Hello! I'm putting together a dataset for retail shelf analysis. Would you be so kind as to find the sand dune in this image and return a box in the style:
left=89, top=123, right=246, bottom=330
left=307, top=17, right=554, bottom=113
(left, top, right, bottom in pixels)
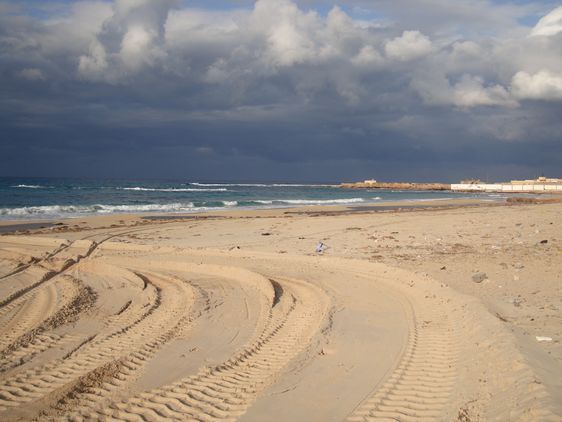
left=0, top=203, right=560, bottom=420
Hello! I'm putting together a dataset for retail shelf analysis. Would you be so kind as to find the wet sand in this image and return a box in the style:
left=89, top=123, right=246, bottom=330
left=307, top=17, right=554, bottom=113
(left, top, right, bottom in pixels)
left=0, top=223, right=57, bottom=234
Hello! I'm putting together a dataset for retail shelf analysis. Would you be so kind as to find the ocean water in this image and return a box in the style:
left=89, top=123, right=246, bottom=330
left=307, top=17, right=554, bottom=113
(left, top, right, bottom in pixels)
left=0, top=177, right=496, bottom=220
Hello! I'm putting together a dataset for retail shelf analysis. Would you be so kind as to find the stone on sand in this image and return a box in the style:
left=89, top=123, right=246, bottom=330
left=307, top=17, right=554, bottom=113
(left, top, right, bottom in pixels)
left=472, top=272, right=488, bottom=283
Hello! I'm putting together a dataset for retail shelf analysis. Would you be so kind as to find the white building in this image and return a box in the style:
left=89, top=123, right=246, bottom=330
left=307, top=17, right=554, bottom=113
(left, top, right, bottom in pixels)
left=451, top=177, right=562, bottom=193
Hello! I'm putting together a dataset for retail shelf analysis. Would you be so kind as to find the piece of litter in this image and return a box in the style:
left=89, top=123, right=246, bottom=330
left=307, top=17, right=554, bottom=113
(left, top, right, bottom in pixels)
left=316, top=242, right=328, bottom=254
left=536, top=336, right=552, bottom=342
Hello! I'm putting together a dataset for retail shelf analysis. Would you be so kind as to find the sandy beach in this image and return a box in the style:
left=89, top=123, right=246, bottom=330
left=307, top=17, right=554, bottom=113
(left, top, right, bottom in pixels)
left=0, top=199, right=560, bottom=421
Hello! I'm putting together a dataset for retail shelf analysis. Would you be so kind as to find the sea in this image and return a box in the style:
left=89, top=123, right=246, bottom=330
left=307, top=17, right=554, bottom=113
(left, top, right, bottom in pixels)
left=0, top=177, right=500, bottom=220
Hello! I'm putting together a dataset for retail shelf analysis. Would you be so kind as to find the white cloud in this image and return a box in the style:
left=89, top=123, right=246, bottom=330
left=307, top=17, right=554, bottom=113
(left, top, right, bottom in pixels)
left=78, top=39, right=108, bottom=78
left=5, top=0, right=562, bottom=115
left=120, top=25, right=165, bottom=70
left=530, top=6, right=562, bottom=37
left=511, top=70, right=562, bottom=101
left=39, top=1, right=113, bottom=56
left=452, top=75, right=516, bottom=108
left=78, top=0, right=176, bottom=80
left=18, top=68, right=45, bottom=81
left=451, top=40, right=481, bottom=57
left=251, top=0, right=319, bottom=67
left=352, top=45, right=384, bottom=67
left=411, top=72, right=517, bottom=108
left=385, top=31, right=433, bottom=61
left=410, top=70, right=454, bottom=105
left=267, top=21, right=315, bottom=66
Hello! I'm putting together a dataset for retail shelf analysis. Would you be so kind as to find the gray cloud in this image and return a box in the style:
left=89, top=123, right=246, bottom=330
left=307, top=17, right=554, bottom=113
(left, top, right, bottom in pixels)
left=0, top=0, right=561, bottom=181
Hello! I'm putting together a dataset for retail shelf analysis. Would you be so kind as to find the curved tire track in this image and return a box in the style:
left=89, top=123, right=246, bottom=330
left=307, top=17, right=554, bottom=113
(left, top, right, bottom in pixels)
left=0, top=276, right=97, bottom=373
left=0, top=239, right=70, bottom=281
left=76, top=276, right=328, bottom=421
left=0, top=270, right=193, bottom=414
left=0, top=284, right=59, bottom=353
left=55, top=272, right=197, bottom=416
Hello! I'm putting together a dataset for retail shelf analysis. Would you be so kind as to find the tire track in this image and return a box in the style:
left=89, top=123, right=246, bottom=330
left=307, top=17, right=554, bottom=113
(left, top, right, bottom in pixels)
left=0, top=275, right=79, bottom=347
left=0, top=267, right=56, bottom=325
left=0, top=226, right=150, bottom=309
left=0, top=226, right=147, bottom=313
left=0, top=283, right=59, bottom=353
left=56, top=273, right=197, bottom=417
left=0, top=240, right=95, bottom=311
left=55, top=264, right=267, bottom=419
left=347, top=299, right=460, bottom=421
left=0, top=276, right=97, bottom=373
left=0, top=270, right=193, bottom=414
left=343, top=264, right=561, bottom=421
left=0, top=239, right=70, bottom=280
left=79, top=276, right=328, bottom=421
left=0, top=334, right=77, bottom=374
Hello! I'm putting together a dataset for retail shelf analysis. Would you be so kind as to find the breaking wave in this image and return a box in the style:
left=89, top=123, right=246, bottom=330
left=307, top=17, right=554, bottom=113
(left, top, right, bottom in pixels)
left=0, top=197, right=382, bottom=219
left=120, top=187, right=228, bottom=192
left=0, top=203, right=197, bottom=218
left=11, top=184, right=48, bottom=189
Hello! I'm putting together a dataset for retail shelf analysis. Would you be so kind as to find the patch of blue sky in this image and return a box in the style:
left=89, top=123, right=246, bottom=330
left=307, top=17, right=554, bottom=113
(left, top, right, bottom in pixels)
left=6, top=0, right=557, bottom=29
left=491, top=0, right=559, bottom=26
left=178, top=0, right=252, bottom=11
left=3, top=0, right=88, bottom=20
left=179, top=1, right=385, bottom=19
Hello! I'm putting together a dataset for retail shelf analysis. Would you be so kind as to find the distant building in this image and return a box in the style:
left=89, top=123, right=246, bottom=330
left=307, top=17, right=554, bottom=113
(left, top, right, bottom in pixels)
left=452, top=175, right=562, bottom=193
left=363, top=179, right=377, bottom=184
left=510, top=177, right=562, bottom=185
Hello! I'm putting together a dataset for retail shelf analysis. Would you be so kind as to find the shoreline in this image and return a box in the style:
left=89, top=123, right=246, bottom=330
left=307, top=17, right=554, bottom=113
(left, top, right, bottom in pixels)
left=4, top=195, right=562, bottom=236
left=0, top=197, right=502, bottom=235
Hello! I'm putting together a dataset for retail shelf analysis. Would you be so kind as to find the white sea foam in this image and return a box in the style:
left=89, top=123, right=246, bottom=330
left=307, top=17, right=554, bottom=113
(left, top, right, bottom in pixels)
left=95, top=203, right=197, bottom=212
left=0, top=196, right=383, bottom=220
left=253, top=198, right=367, bottom=205
left=11, top=184, right=47, bottom=189
left=120, top=187, right=228, bottom=192
left=0, top=203, right=199, bottom=219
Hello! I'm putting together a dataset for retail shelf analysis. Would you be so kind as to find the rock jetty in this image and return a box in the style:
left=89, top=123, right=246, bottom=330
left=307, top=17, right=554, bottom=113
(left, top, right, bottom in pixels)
left=340, top=181, right=451, bottom=190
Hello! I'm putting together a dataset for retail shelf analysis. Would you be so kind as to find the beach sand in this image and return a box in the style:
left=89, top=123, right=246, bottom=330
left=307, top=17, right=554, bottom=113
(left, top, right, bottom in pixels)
left=0, top=199, right=560, bottom=420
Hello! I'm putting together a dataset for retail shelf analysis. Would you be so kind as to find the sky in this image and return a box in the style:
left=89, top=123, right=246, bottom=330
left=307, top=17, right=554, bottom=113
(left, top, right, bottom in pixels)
left=0, top=0, right=561, bottom=182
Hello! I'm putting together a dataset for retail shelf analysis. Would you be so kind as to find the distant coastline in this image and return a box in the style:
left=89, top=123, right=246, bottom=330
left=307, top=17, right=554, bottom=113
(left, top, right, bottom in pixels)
left=340, top=176, right=562, bottom=193
left=340, top=181, right=450, bottom=191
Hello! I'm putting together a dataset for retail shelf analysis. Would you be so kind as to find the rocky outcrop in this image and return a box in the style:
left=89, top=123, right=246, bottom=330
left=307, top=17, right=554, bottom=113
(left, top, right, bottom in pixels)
left=340, top=182, right=451, bottom=191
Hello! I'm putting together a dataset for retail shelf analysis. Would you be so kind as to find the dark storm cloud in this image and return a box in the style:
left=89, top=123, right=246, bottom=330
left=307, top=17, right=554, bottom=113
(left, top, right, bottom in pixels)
left=0, top=0, right=561, bottom=182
